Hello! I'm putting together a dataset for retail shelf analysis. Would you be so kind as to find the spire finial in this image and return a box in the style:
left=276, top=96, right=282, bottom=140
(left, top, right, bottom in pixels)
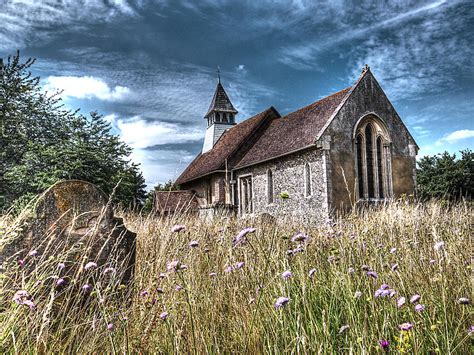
left=216, top=66, right=221, bottom=83
left=362, top=63, right=370, bottom=74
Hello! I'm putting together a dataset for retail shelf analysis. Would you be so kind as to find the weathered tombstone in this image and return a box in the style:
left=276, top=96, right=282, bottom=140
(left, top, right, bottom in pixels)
left=1, top=180, right=136, bottom=283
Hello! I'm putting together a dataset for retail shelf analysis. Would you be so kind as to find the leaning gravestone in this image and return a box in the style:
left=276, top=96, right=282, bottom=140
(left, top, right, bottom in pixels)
left=1, top=180, right=136, bottom=283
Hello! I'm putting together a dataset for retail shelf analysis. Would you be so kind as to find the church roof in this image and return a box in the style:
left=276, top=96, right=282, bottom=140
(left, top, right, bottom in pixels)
left=205, top=81, right=238, bottom=118
left=154, top=190, right=199, bottom=214
left=176, top=107, right=279, bottom=185
left=235, top=87, right=351, bottom=168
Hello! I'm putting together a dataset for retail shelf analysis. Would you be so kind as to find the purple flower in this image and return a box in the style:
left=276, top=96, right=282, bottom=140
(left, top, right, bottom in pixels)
left=224, top=266, right=233, bottom=273
left=189, top=240, right=199, bottom=248
left=28, top=250, right=38, bottom=257
left=375, top=289, right=384, bottom=298
left=107, top=323, right=114, bottom=331
left=391, top=263, right=399, bottom=271
left=389, top=290, right=397, bottom=298
left=104, top=267, right=116, bottom=274
left=233, top=227, right=256, bottom=246
left=415, top=304, right=425, bottom=312
left=18, top=259, right=25, bottom=267
left=22, top=299, right=36, bottom=310
left=84, top=262, right=97, bottom=271
left=56, top=278, right=66, bottom=287
left=57, top=262, right=66, bottom=270
left=399, top=322, right=414, bottom=331
left=82, top=284, right=92, bottom=293
left=458, top=297, right=470, bottom=305
left=469, top=325, right=474, bottom=334
left=410, top=294, right=421, bottom=303
left=367, top=271, right=378, bottom=279
left=140, top=290, right=149, bottom=297
left=339, top=325, right=350, bottom=334
left=397, top=297, right=406, bottom=308
left=281, top=270, right=292, bottom=280
left=308, top=268, right=317, bottom=278
left=156, top=288, right=164, bottom=294
left=160, top=311, right=169, bottom=320
left=171, top=225, right=186, bottom=233
left=13, top=290, right=29, bottom=304
left=389, top=247, right=397, bottom=254
left=167, top=260, right=180, bottom=271
left=235, top=261, right=245, bottom=269
left=434, top=241, right=445, bottom=251
left=379, top=340, right=390, bottom=350
left=274, top=296, right=290, bottom=308
left=175, top=285, right=183, bottom=291
left=291, top=232, right=309, bottom=243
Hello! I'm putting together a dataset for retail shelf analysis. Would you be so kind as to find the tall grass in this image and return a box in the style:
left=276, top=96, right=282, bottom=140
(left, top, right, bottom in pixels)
left=1, top=201, right=472, bottom=353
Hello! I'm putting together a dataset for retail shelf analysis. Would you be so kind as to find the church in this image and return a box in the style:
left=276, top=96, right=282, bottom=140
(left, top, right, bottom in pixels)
left=156, top=66, right=418, bottom=222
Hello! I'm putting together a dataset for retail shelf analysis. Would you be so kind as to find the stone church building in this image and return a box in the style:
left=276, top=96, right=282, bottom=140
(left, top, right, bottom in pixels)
left=157, top=66, right=418, bottom=222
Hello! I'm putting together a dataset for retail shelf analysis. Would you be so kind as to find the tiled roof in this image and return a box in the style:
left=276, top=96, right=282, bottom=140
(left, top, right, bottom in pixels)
left=235, top=87, right=351, bottom=168
left=154, top=190, right=199, bottom=213
left=205, top=82, right=238, bottom=117
left=176, top=107, right=280, bottom=185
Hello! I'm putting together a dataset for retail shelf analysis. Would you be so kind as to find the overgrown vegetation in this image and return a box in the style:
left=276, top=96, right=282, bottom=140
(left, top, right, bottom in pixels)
left=1, top=201, right=472, bottom=353
left=0, top=52, right=146, bottom=212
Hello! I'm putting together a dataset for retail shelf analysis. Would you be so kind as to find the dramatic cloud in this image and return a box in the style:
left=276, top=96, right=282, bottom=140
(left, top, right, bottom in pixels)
left=44, top=76, right=131, bottom=101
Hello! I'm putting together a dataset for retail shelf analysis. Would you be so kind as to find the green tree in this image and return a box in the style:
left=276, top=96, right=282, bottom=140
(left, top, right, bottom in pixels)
left=0, top=51, right=146, bottom=211
left=416, top=149, right=473, bottom=200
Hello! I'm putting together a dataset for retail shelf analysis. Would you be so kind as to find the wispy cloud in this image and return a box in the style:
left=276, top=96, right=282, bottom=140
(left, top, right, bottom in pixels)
left=44, top=76, right=131, bottom=101
left=435, top=129, right=474, bottom=145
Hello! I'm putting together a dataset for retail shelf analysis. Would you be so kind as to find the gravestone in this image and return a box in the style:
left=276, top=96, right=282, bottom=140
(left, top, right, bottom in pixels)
left=1, top=180, right=136, bottom=282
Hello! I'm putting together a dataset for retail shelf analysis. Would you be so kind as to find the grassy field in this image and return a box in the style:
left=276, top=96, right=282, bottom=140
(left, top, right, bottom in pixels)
left=0, top=201, right=472, bottom=353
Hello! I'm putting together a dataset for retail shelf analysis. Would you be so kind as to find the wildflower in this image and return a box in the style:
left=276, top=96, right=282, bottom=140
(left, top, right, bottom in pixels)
left=291, top=232, right=309, bottom=243
left=429, top=259, right=436, bottom=264
left=103, top=267, right=116, bottom=274
left=13, top=290, right=29, bottom=304
left=367, top=271, right=378, bottom=279
left=397, top=297, right=406, bottom=308
left=399, top=322, right=414, bottom=331
left=274, top=296, right=290, bottom=308
left=56, top=278, right=66, bottom=287
left=189, top=240, right=199, bottom=248
left=156, top=288, right=164, bottom=294
left=84, top=262, right=97, bottom=271
left=22, top=299, right=36, bottom=310
left=293, top=244, right=305, bottom=253
left=171, top=225, right=186, bottom=233
left=415, top=304, right=425, bottom=312
left=107, top=323, right=114, bottom=331
left=410, top=294, right=421, bottom=303
left=175, top=285, right=183, bottom=291
left=339, top=325, right=350, bottom=334
left=159, top=273, right=166, bottom=279
left=167, top=260, right=180, bottom=271
left=348, top=267, right=355, bottom=274
left=354, top=291, right=362, bottom=299
left=391, top=263, right=399, bottom=271
left=233, top=227, right=256, bottom=246
left=160, top=311, right=169, bottom=320
left=434, top=241, right=445, bottom=251
left=389, top=290, right=397, bottom=298
left=224, top=266, right=233, bottom=273
left=235, top=261, right=245, bottom=269
left=458, top=297, right=470, bottom=305
left=281, top=270, right=292, bottom=280
left=379, top=340, right=390, bottom=350
left=308, top=268, right=317, bottom=278
left=469, top=325, right=474, bottom=334
left=209, top=272, right=217, bottom=277
left=380, top=284, right=389, bottom=290
left=57, top=262, right=66, bottom=270
left=140, top=290, right=149, bottom=297
left=82, top=284, right=92, bottom=293
left=390, top=247, right=397, bottom=254
left=18, top=259, right=25, bottom=267
left=28, top=250, right=38, bottom=257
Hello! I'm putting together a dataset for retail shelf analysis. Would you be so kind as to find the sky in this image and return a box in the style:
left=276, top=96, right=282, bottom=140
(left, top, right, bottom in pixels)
left=1, top=0, right=473, bottom=188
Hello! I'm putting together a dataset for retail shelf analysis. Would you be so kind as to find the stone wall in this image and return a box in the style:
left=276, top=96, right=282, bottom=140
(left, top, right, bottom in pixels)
left=234, top=148, right=329, bottom=224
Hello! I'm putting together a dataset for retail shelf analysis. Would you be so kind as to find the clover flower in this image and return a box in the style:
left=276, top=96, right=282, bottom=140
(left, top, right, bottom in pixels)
left=160, top=312, right=169, bottom=320
left=415, top=304, right=425, bottom=312
left=189, top=240, right=199, bottom=248
left=399, top=322, right=414, bottom=331
left=397, top=297, right=406, bottom=308
left=281, top=270, right=292, bottom=280
left=291, top=232, right=309, bottom=243
left=379, top=340, right=390, bottom=350
left=274, top=296, right=290, bottom=308
left=410, top=294, right=421, bottom=303
left=84, top=262, right=97, bottom=271
left=339, top=325, right=350, bottom=334
left=308, top=268, right=317, bottom=278
left=171, top=225, right=186, bottom=233
left=233, top=227, right=256, bottom=246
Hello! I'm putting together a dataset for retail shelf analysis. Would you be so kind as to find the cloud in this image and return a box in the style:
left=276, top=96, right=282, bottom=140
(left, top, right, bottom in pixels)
left=43, top=76, right=131, bottom=101
left=435, top=129, right=474, bottom=145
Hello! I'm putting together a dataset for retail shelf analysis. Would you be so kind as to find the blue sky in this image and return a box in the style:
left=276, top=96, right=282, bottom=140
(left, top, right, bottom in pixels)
left=1, top=0, right=473, bottom=188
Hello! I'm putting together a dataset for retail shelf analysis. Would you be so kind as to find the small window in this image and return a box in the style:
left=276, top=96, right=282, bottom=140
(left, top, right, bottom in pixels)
left=305, top=163, right=311, bottom=197
left=267, top=169, right=273, bottom=204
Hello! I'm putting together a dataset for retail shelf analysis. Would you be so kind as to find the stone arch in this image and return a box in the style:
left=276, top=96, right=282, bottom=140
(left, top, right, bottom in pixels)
left=353, top=114, right=392, bottom=200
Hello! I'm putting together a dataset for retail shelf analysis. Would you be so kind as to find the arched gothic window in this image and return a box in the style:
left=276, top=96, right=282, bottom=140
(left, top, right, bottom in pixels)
left=354, top=116, right=392, bottom=200
left=267, top=169, right=273, bottom=204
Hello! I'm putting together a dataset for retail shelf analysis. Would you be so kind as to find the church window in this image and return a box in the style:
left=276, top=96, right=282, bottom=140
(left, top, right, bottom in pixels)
left=240, top=176, right=253, bottom=214
left=354, top=116, right=391, bottom=200
left=267, top=169, right=273, bottom=203
left=304, top=163, right=311, bottom=196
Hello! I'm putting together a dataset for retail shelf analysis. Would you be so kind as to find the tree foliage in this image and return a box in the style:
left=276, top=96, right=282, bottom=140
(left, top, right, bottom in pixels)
left=416, top=150, right=473, bottom=200
left=0, top=51, right=146, bottom=211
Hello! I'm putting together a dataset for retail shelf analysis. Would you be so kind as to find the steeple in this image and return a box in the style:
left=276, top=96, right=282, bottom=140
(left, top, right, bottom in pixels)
left=202, top=71, right=238, bottom=153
